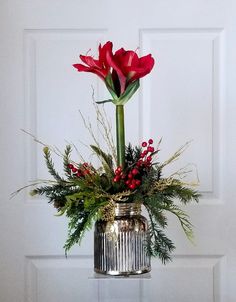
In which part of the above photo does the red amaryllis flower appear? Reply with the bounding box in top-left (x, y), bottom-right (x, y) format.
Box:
top-left (111, 48), bottom-right (155, 95)
top-left (73, 41), bottom-right (155, 102)
top-left (73, 41), bottom-right (113, 81)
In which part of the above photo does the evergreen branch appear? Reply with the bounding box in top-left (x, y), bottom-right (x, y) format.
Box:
top-left (146, 207), bottom-right (175, 263)
top-left (165, 184), bottom-right (200, 204)
top-left (43, 147), bottom-right (64, 182)
top-left (145, 203), bottom-right (167, 228)
top-left (125, 143), bottom-right (142, 167)
top-left (148, 178), bottom-right (200, 204)
top-left (63, 145), bottom-right (73, 178)
top-left (32, 184), bottom-right (79, 201)
top-left (64, 199), bottom-right (106, 254)
top-left (159, 203), bottom-right (194, 242)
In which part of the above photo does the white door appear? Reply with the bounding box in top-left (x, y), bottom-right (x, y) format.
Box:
top-left (0, 1), bottom-right (235, 301)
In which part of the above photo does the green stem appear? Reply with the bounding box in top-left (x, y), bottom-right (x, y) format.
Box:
top-left (116, 105), bottom-right (125, 167)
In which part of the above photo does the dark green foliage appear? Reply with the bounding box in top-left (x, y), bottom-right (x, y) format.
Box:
top-left (125, 143), bottom-right (142, 167)
top-left (63, 197), bottom-right (107, 253)
top-left (32, 184), bottom-right (79, 205)
top-left (163, 183), bottom-right (200, 204)
top-left (146, 223), bottom-right (175, 263)
top-left (145, 199), bottom-right (175, 262)
top-left (139, 167), bottom-right (161, 194)
top-left (143, 177), bottom-right (200, 261)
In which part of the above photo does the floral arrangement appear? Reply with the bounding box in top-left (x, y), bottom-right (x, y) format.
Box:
top-left (17, 41), bottom-right (200, 263)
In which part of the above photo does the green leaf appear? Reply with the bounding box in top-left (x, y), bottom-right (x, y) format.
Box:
top-left (105, 73), bottom-right (115, 91)
top-left (96, 99), bottom-right (113, 104)
top-left (117, 80), bottom-right (140, 105)
top-left (105, 74), bottom-right (119, 102)
top-left (90, 145), bottom-right (114, 176)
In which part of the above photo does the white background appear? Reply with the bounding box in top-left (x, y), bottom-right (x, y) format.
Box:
top-left (0, 0), bottom-right (236, 301)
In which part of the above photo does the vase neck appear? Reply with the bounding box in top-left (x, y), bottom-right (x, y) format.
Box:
top-left (114, 203), bottom-right (141, 217)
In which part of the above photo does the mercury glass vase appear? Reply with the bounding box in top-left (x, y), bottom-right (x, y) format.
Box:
top-left (94, 202), bottom-right (151, 276)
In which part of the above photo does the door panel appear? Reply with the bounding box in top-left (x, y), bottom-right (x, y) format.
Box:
top-left (0, 1), bottom-right (235, 301)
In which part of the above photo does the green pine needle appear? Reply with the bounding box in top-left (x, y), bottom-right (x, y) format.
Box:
top-left (43, 147), bottom-right (64, 182)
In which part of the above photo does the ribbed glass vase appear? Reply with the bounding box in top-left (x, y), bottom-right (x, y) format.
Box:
top-left (94, 202), bottom-right (151, 276)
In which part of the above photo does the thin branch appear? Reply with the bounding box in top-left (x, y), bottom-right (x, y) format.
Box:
top-left (159, 141), bottom-right (192, 169)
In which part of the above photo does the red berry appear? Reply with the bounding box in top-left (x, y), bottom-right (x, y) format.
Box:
top-left (140, 153), bottom-right (145, 158)
top-left (121, 173), bottom-right (126, 179)
top-left (137, 160), bottom-right (143, 166)
top-left (147, 146), bottom-right (154, 152)
top-left (142, 142), bottom-right (147, 147)
top-left (147, 156), bottom-right (152, 162)
top-left (128, 173), bottom-right (133, 179)
top-left (125, 180), bottom-right (131, 185)
top-left (115, 169), bottom-right (121, 175)
top-left (131, 168), bottom-right (139, 175)
top-left (68, 164), bottom-right (74, 169)
top-left (143, 150), bottom-right (148, 155)
top-left (113, 176), bottom-right (120, 182)
top-left (72, 167), bottom-right (78, 173)
top-left (76, 172), bottom-right (82, 177)
top-left (135, 179), bottom-right (141, 186)
top-left (129, 184), bottom-right (136, 190)
top-left (117, 166), bottom-right (122, 173)
top-left (148, 139), bottom-right (153, 144)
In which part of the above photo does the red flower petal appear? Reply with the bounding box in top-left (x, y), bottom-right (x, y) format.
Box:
top-left (79, 55), bottom-right (102, 69)
top-left (127, 54), bottom-right (155, 82)
top-left (99, 41), bottom-right (113, 69)
top-left (107, 50), bottom-right (126, 94)
top-left (122, 51), bottom-right (139, 67)
top-left (73, 64), bottom-right (107, 80)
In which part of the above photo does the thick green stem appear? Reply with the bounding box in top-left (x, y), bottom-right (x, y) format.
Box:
top-left (116, 105), bottom-right (125, 168)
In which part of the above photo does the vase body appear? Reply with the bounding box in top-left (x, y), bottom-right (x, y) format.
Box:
top-left (94, 202), bottom-right (151, 276)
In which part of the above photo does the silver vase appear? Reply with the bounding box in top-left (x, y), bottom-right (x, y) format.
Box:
top-left (94, 202), bottom-right (151, 276)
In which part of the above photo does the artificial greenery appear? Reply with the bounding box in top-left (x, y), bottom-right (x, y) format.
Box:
top-left (15, 134), bottom-right (200, 262)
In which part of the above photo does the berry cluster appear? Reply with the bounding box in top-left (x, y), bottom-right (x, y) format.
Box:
top-left (113, 166), bottom-right (141, 190)
top-left (113, 138), bottom-right (156, 191)
top-left (138, 138), bottom-right (155, 167)
top-left (68, 162), bottom-right (92, 178)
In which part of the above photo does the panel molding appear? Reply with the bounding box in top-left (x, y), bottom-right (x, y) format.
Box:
top-left (150, 254), bottom-right (226, 302)
top-left (23, 29), bottom-right (106, 203)
top-left (25, 255), bottom-right (94, 302)
top-left (139, 28), bottom-right (225, 204)
top-left (25, 254), bottom-right (226, 302)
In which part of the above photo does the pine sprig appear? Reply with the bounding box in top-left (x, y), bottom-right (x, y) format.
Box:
top-left (145, 203), bottom-right (167, 228)
top-left (63, 145), bottom-right (73, 178)
top-left (63, 198), bottom-right (107, 253)
top-left (163, 183), bottom-right (200, 204)
top-left (43, 147), bottom-right (64, 182)
top-left (159, 203), bottom-right (194, 241)
top-left (146, 206), bottom-right (175, 263)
